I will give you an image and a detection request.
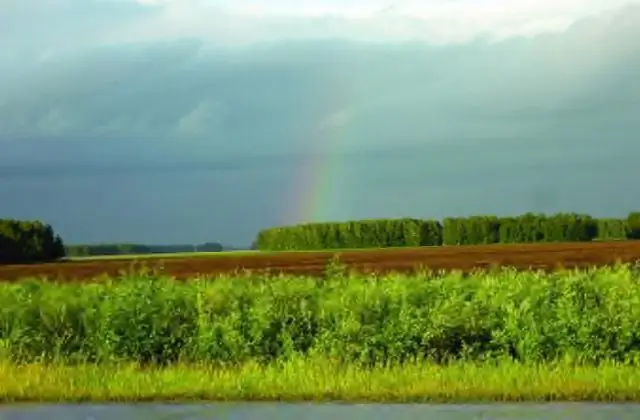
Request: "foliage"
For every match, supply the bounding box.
[3,265,640,366]
[443,215,500,245]
[256,218,429,250]
[257,212,613,250]
[0,219,65,264]
[419,220,443,246]
[596,218,629,241]
[627,212,640,240]
[498,213,598,244]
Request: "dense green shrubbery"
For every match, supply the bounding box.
[257,212,633,250]
[0,219,65,264]
[2,265,640,366]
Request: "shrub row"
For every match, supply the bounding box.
[257,212,637,250]
[3,266,640,366]
[0,219,65,264]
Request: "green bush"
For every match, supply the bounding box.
[3,266,640,366]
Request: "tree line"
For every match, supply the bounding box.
[4,211,640,263]
[0,218,65,263]
[256,212,640,251]
[65,242,224,257]
[1,217,226,264]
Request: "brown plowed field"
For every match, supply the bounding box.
[1,241,640,282]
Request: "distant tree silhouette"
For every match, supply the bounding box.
[0,218,66,264]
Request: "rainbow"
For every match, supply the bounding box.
[287,59,356,224]
[288,110,351,224]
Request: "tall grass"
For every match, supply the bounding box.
[1,264,640,366]
[3,359,640,403]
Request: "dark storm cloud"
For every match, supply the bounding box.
[0,1,639,245]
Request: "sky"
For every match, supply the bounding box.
[1,0,639,246]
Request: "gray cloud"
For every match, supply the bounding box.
[1,4,638,150]
[0,2,639,245]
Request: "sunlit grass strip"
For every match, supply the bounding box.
[1,358,639,403]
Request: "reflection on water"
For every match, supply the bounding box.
[0,403,639,420]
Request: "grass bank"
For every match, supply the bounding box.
[2,358,640,403]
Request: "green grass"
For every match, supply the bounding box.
[1,358,639,403]
[3,264,640,402]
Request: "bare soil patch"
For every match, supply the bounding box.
[1,241,639,282]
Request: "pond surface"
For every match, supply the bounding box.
[0,403,639,420]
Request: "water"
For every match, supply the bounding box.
[0,403,639,420]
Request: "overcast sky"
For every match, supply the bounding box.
[1,0,639,245]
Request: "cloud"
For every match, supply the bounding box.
[1,0,634,55]
[2,1,640,245]
[0,1,639,162]
[97,0,633,46]
[176,100,228,137]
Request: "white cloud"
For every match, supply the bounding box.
[2,0,634,56]
[98,0,631,45]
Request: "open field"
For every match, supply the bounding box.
[1,240,640,281]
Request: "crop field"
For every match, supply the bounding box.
[1,240,640,282]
